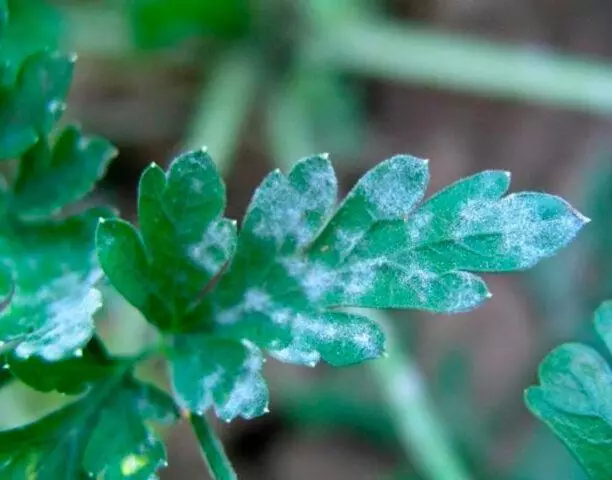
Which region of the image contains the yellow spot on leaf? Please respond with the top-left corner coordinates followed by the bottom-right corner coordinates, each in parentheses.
top-left (120, 454), bottom-right (148, 476)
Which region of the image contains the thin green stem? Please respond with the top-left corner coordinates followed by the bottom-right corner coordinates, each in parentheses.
top-left (307, 17), bottom-right (612, 115)
top-left (190, 413), bottom-right (237, 480)
top-left (182, 47), bottom-right (263, 176)
top-left (368, 311), bottom-right (472, 480)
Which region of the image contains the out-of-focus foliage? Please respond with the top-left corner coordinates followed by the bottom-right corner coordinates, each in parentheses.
top-left (0, 0), bottom-right (61, 83)
top-left (98, 149), bottom-right (586, 431)
top-left (128, 0), bottom-right (251, 48)
top-left (2, 0), bottom-right (612, 479)
top-left (526, 302), bottom-right (612, 480)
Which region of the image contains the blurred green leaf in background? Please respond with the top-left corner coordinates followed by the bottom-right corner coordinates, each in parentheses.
top-left (128, 0), bottom-right (252, 48)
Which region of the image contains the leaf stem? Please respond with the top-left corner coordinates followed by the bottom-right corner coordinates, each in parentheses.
top-left (190, 413), bottom-right (237, 480)
top-left (368, 311), bottom-right (472, 480)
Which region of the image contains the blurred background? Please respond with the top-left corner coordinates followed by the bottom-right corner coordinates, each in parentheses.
top-left (3, 0), bottom-right (612, 478)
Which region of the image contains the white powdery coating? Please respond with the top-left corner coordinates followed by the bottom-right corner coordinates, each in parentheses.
top-left (13, 269), bottom-right (102, 360)
top-left (188, 220), bottom-right (234, 275)
top-left (452, 198), bottom-right (490, 240)
top-left (189, 177), bottom-right (205, 194)
top-left (333, 228), bottom-right (364, 259)
top-left (282, 255), bottom-right (379, 305)
top-left (243, 289), bottom-right (272, 311)
top-left (358, 157), bottom-right (428, 220)
top-left (405, 210), bottom-right (433, 244)
top-left (250, 176), bottom-right (304, 247)
top-left (216, 288), bottom-right (272, 325)
top-left (281, 258), bottom-right (335, 302)
top-left (171, 341), bottom-right (224, 415)
top-left (269, 312), bottom-right (380, 366)
top-left (270, 344), bottom-right (320, 366)
top-left (47, 99), bottom-right (65, 116)
top-left (398, 260), bottom-right (485, 312)
top-left (452, 194), bottom-right (585, 267)
top-left (177, 365), bottom-right (223, 415)
top-left (216, 342), bottom-right (268, 421)
top-left (15, 288), bottom-right (101, 360)
top-left (297, 161), bottom-right (337, 213)
top-left (340, 260), bottom-right (379, 301)
top-left (216, 304), bottom-right (242, 325)
top-left (77, 135), bottom-right (91, 151)
top-left (441, 272), bottom-right (487, 312)
top-left (271, 307), bottom-right (292, 326)
top-left (399, 267), bottom-right (437, 304)
top-left (269, 313), bottom-right (323, 366)
top-left (250, 161), bottom-right (335, 249)
top-left (300, 263), bottom-right (337, 302)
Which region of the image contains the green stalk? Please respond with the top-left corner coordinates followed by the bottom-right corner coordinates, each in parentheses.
top-left (182, 47), bottom-right (263, 176)
top-left (190, 414), bottom-right (237, 480)
top-left (368, 311), bottom-right (472, 480)
top-left (308, 18), bottom-right (612, 115)
top-left (267, 79), bottom-right (472, 480)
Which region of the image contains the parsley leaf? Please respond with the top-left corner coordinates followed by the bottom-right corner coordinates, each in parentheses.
top-left (0, 50), bottom-right (73, 160)
top-left (0, 372), bottom-right (178, 479)
top-left (169, 335), bottom-right (268, 421)
top-left (97, 150), bottom-right (235, 332)
top-left (8, 335), bottom-right (118, 394)
top-left (211, 156), bottom-right (586, 366)
top-left (98, 152), bottom-right (587, 422)
top-left (0, 207), bottom-right (111, 361)
top-left (526, 301), bottom-right (612, 480)
top-left (9, 125), bottom-right (116, 220)
top-left (0, 21), bottom-right (116, 361)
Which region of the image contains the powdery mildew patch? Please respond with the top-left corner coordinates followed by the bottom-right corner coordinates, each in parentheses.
top-left (188, 218), bottom-right (236, 276)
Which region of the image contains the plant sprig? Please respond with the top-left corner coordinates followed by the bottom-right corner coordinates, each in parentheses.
top-left (0, 2), bottom-right (592, 478)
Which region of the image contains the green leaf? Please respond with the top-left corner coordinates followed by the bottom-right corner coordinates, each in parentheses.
top-left (97, 150), bottom-right (236, 332)
top-left (210, 156), bottom-right (586, 365)
top-left (0, 50), bottom-right (73, 160)
top-left (0, 207), bottom-right (111, 361)
top-left (169, 335), bottom-right (268, 422)
top-left (101, 153), bottom-right (586, 423)
top-left (0, 374), bottom-right (178, 478)
top-left (526, 301), bottom-right (612, 479)
top-left (8, 335), bottom-right (118, 394)
top-left (0, 0), bottom-right (62, 82)
top-left (0, 0), bottom-right (8, 39)
top-left (129, 0), bottom-right (251, 48)
top-left (10, 125), bottom-right (116, 219)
